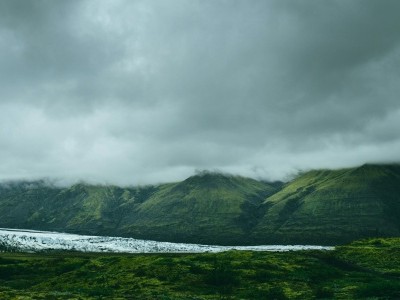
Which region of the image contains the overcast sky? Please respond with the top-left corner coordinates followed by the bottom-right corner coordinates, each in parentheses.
top-left (1, 0), bottom-right (400, 185)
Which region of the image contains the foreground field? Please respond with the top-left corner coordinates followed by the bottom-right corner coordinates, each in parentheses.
top-left (0, 238), bottom-right (399, 299)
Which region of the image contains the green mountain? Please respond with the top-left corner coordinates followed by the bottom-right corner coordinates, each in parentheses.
top-left (0, 173), bottom-right (278, 244)
top-left (119, 172), bottom-right (277, 244)
top-left (0, 180), bottom-right (158, 236)
top-left (252, 164), bottom-right (400, 244)
top-left (0, 164), bottom-right (399, 245)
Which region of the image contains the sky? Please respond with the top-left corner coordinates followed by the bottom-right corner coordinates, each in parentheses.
top-left (1, 0), bottom-right (400, 185)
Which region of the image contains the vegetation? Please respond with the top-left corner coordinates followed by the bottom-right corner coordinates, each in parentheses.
top-left (123, 172), bottom-right (277, 244)
top-left (252, 163), bottom-right (400, 244)
top-left (0, 164), bottom-right (399, 245)
top-left (0, 238), bottom-right (399, 299)
top-left (0, 172), bottom-right (278, 245)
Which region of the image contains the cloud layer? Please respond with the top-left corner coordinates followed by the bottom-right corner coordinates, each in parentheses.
top-left (1, 0), bottom-right (400, 185)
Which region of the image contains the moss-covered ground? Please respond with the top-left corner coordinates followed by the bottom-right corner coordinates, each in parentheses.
top-left (0, 238), bottom-right (399, 299)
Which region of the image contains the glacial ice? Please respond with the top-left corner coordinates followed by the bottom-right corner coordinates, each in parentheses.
top-left (0, 228), bottom-right (334, 253)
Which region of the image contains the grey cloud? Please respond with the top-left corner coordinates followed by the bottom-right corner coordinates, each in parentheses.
top-left (0, 0), bottom-right (399, 185)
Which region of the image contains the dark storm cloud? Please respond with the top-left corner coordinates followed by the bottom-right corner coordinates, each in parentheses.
top-left (1, 0), bottom-right (400, 184)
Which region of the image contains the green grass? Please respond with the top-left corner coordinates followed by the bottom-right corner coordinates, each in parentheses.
top-left (0, 238), bottom-right (399, 299)
top-left (253, 164), bottom-right (400, 244)
top-left (123, 172), bottom-right (276, 244)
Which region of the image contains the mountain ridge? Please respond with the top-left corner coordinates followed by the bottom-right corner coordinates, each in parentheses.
top-left (0, 164), bottom-right (399, 245)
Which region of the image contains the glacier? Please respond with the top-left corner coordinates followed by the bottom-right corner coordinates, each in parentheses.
top-left (0, 228), bottom-right (334, 253)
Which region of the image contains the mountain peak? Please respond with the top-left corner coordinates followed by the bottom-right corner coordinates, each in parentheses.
top-left (180, 171), bottom-right (238, 189)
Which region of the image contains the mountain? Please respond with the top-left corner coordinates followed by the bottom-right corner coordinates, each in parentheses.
top-left (119, 172), bottom-right (278, 244)
top-left (252, 164), bottom-right (400, 244)
top-left (0, 172), bottom-right (278, 245)
top-left (0, 180), bottom-right (158, 236)
top-left (0, 164), bottom-right (399, 245)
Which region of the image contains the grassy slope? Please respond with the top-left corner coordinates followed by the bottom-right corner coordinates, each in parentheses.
top-left (0, 238), bottom-right (399, 299)
top-left (0, 181), bottom-right (61, 229)
top-left (121, 172), bottom-right (277, 244)
top-left (253, 164), bottom-right (400, 244)
top-left (0, 173), bottom-right (278, 244)
top-left (0, 182), bottom-right (159, 236)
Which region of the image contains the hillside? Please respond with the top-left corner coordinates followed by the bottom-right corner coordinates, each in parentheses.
top-left (0, 173), bottom-right (278, 245)
top-left (0, 164), bottom-right (399, 245)
top-left (119, 172), bottom-right (280, 244)
top-left (0, 180), bottom-right (159, 236)
top-left (253, 164), bottom-right (400, 244)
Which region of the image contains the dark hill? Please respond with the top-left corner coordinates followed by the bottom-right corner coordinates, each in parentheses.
top-left (119, 172), bottom-right (278, 244)
top-left (0, 173), bottom-right (278, 244)
top-left (0, 182), bottom-right (158, 236)
top-left (252, 164), bottom-right (400, 244)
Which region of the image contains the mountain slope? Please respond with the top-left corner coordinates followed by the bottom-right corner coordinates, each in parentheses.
top-left (252, 164), bottom-right (400, 244)
top-left (0, 173), bottom-right (279, 244)
top-left (0, 181), bottom-right (159, 236)
top-left (120, 172), bottom-right (278, 244)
